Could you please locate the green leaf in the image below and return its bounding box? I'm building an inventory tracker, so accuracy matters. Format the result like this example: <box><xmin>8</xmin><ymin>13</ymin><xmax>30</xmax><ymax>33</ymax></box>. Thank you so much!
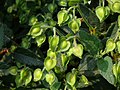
<box><xmin>77</xmin><ymin>4</ymin><xmax>100</xmax><ymax>30</ymax></box>
<box><xmin>0</xmin><ymin>23</ymin><xmax>13</xmax><ymax>48</ymax></box>
<box><xmin>97</xmin><ymin>56</ymin><xmax>115</xmax><ymax>85</ymax></box>
<box><xmin>0</xmin><ymin>69</ymin><xmax>9</xmax><ymax>77</ymax></box>
<box><xmin>0</xmin><ymin>62</ymin><xmax>9</xmax><ymax>69</ymax></box>
<box><xmin>106</xmin><ymin>22</ymin><xmax>116</xmax><ymax>37</ymax></box>
<box><xmin>107</xmin><ymin>22</ymin><xmax>119</xmax><ymax>38</ymax></box>
<box><xmin>32</xmin><ymin>88</ymin><xmax>49</xmax><ymax>90</ymax></box>
<box><xmin>0</xmin><ymin>24</ymin><xmax>4</xmax><ymax>49</ymax></box>
<box><xmin>50</xmin><ymin>82</ymin><xmax>61</xmax><ymax>90</ymax></box>
<box><xmin>78</xmin><ymin>30</ymin><xmax>102</xmax><ymax>55</ymax></box>
<box><xmin>13</xmin><ymin>47</ymin><xmax>43</xmax><ymax>66</ymax></box>
<box><xmin>68</xmin><ymin>0</ymin><xmax>82</xmax><ymax>6</ymax></box>
<box><xmin>78</xmin><ymin>55</ymin><xmax>96</xmax><ymax>71</ymax></box>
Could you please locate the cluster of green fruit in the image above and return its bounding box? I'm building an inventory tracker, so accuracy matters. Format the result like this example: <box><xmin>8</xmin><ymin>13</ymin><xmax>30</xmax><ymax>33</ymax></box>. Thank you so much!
<box><xmin>109</xmin><ymin>0</ymin><xmax>120</xmax><ymax>13</ymax></box>
<box><xmin>113</xmin><ymin>61</ymin><xmax>120</xmax><ymax>86</ymax></box>
<box><xmin>14</xmin><ymin>1</ymin><xmax>85</xmax><ymax>88</ymax></box>
<box><xmin>43</xmin><ymin>35</ymin><xmax>83</xmax><ymax>88</ymax></box>
<box><xmin>20</xmin><ymin>16</ymin><xmax>47</xmax><ymax>48</ymax></box>
<box><xmin>57</xmin><ymin>8</ymin><xmax>81</xmax><ymax>34</ymax></box>
<box><xmin>105</xmin><ymin>38</ymin><xmax>120</xmax><ymax>53</ymax></box>
<box><xmin>102</xmin><ymin>15</ymin><xmax>120</xmax><ymax>86</ymax></box>
<box><xmin>8</xmin><ymin>66</ymin><xmax>43</xmax><ymax>87</ymax></box>
<box><xmin>95</xmin><ymin>0</ymin><xmax>120</xmax><ymax>22</ymax></box>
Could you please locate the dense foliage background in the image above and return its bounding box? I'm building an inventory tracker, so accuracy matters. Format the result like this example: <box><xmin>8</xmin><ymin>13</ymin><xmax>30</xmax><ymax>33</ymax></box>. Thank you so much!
<box><xmin>0</xmin><ymin>0</ymin><xmax>120</xmax><ymax>90</ymax></box>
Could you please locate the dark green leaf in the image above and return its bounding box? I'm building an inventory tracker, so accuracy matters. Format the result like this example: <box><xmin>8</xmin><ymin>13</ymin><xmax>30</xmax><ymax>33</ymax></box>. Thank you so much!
<box><xmin>0</xmin><ymin>62</ymin><xmax>9</xmax><ymax>69</ymax></box>
<box><xmin>32</xmin><ymin>88</ymin><xmax>49</xmax><ymax>90</ymax></box>
<box><xmin>106</xmin><ymin>22</ymin><xmax>116</xmax><ymax>37</ymax></box>
<box><xmin>78</xmin><ymin>55</ymin><xmax>96</xmax><ymax>71</ymax></box>
<box><xmin>78</xmin><ymin>30</ymin><xmax>102</xmax><ymax>55</ymax></box>
<box><xmin>13</xmin><ymin>47</ymin><xmax>43</xmax><ymax>66</ymax></box>
<box><xmin>0</xmin><ymin>23</ymin><xmax>13</xmax><ymax>47</ymax></box>
<box><xmin>77</xmin><ymin>4</ymin><xmax>100</xmax><ymax>30</ymax></box>
<box><xmin>50</xmin><ymin>82</ymin><xmax>61</xmax><ymax>90</ymax></box>
<box><xmin>4</xmin><ymin>24</ymin><xmax>13</xmax><ymax>44</ymax></box>
<box><xmin>68</xmin><ymin>0</ymin><xmax>82</xmax><ymax>6</ymax></box>
<box><xmin>97</xmin><ymin>56</ymin><xmax>115</xmax><ymax>85</ymax></box>
<box><xmin>0</xmin><ymin>24</ymin><xmax>4</xmax><ymax>49</ymax></box>
<box><xmin>0</xmin><ymin>69</ymin><xmax>9</xmax><ymax>77</ymax></box>
<box><xmin>109</xmin><ymin>22</ymin><xmax>119</xmax><ymax>39</ymax></box>
<box><xmin>3</xmin><ymin>24</ymin><xmax>13</xmax><ymax>38</ymax></box>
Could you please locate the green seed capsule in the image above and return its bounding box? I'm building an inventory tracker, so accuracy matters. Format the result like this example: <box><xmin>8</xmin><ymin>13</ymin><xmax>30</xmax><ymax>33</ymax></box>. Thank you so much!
<box><xmin>79</xmin><ymin>75</ymin><xmax>89</xmax><ymax>85</ymax></box>
<box><xmin>46</xmin><ymin>73</ymin><xmax>55</xmax><ymax>85</ymax></box>
<box><xmin>67</xmin><ymin>48</ymin><xmax>73</xmax><ymax>56</ymax></box>
<box><xmin>72</xmin><ymin>44</ymin><xmax>83</xmax><ymax>59</ymax></box>
<box><xmin>47</xmin><ymin>49</ymin><xmax>56</xmax><ymax>60</ymax></box>
<box><xmin>116</xmin><ymin>62</ymin><xmax>120</xmax><ymax>84</ymax></box>
<box><xmin>8</xmin><ymin>66</ymin><xmax>18</xmax><ymax>75</ymax></box>
<box><xmin>24</xmin><ymin>70</ymin><xmax>32</xmax><ymax>86</ymax></box>
<box><xmin>33</xmin><ymin>68</ymin><xmax>43</xmax><ymax>82</ymax></box>
<box><xmin>68</xmin><ymin>19</ymin><xmax>81</xmax><ymax>33</ymax></box>
<box><xmin>28</xmin><ymin>23</ymin><xmax>43</xmax><ymax>38</ymax></box>
<box><xmin>66</xmin><ymin>72</ymin><xmax>76</xmax><ymax>86</ymax></box>
<box><xmin>31</xmin><ymin>27</ymin><xmax>40</xmax><ymax>34</ymax></box>
<box><xmin>7</xmin><ymin>6</ymin><xmax>13</xmax><ymax>13</ymax></box>
<box><xmin>113</xmin><ymin>63</ymin><xmax>118</xmax><ymax>79</ymax></box>
<box><xmin>57</xmin><ymin>11</ymin><xmax>65</xmax><ymax>25</ymax></box>
<box><xmin>116</xmin><ymin>41</ymin><xmax>120</xmax><ymax>53</ymax></box>
<box><xmin>95</xmin><ymin>6</ymin><xmax>105</xmax><ymax>22</ymax></box>
<box><xmin>49</xmin><ymin>19</ymin><xmax>56</xmax><ymax>26</ymax></box>
<box><xmin>54</xmin><ymin>66</ymin><xmax>61</xmax><ymax>73</ymax></box>
<box><xmin>20</xmin><ymin>68</ymin><xmax>29</xmax><ymax>78</ymax></box>
<box><xmin>21</xmin><ymin>37</ymin><xmax>30</xmax><ymax>49</ymax></box>
<box><xmin>48</xmin><ymin>3</ymin><xmax>57</xmax><ymax>13</ymax></box>
<box><xmin>112</xmin><ymin>2</ymin><xmax>120</xmax><ymax>13</ymax></box>
<box><xmin>111</xmin><ymin>0</ymin><xmax>120</xmax><ymax>3</ymax></box>
<box><xmin>44</xmin><ymin>57</ymin><xmax>57</xmax><ymax>71</ymax></box>
<box><xmin>19</xmin><ymin>14</ymin><xmax>28</xmax><ymax>24</ymax></box>
<box><xmin>105</xmin><ymin>6</ymin><xmax>110</xmax><ymax>18</ymax></box>
<box><xmin>105</xmin><ymin>39</ymin><xmax>116</xmax><ymax>53</ymax></box>
<box><xmin>36</xmin><ymin>34</ymin><xmax>46</xmax><ymax>47</ymax></box>
<box><xmin>57</xmin><ymin>10</ymin><xmax>69</xmax><ymax>25</ymax></box>
<box><xmin>118</xmin><ymin>15</ymin><xmax>120</xmax><ymax>27</ymax></box>
<box><xmin>59</xmin><ymin>40</ymin><xmax>71</xmax><ymax>52</ymax></box>
<box><xmin>50</xmin><ymin>36</ymin><xmax>59</xmax><ymax>51</ymax></box>
<box><xmin>61</xmin><ymin>54</ymin><xmax>68</xmax><ymax>67</ymax></box>
<box><xmin>15</xmin><ymin>74</ymin><xmax>23</xmax><ymax>87</ymax></box>
<box><xmin>58</xmin><ymin>0</ymin><xmax>67</xmax><ymax>6</ymax></box>
<box><xmin>19</xmin><ymin>68</ymin><xmax>32</xmax><ymax>86</ymax></box>
<box><xmin>29</xmin><ymin>16</ymin><xmax>38</xmax><ymax>26</ymax></box>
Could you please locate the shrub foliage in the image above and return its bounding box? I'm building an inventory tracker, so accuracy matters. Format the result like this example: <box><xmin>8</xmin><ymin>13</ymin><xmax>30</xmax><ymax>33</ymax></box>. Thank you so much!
<box><xmin>0</xmin><ymin>0</ymin><xmax>120</xmax><ymax>89</ymax></box>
